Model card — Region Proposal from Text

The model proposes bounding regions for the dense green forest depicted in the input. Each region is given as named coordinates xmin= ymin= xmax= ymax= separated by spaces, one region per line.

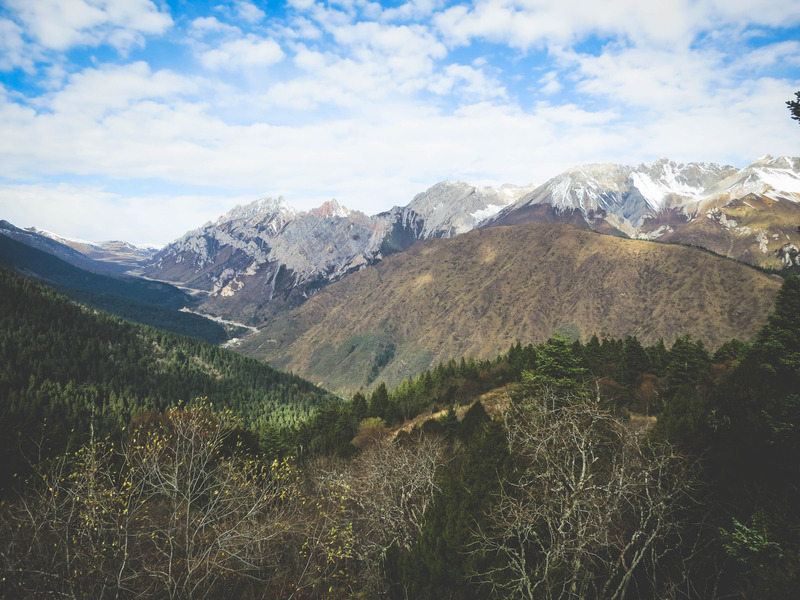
xmin=0 ymin=233 xmax=238 ymax=344
xmin=1 ymin=267 xmax=799 ymax=599
xmin=0 ymin=268 xmax=337 ymax=489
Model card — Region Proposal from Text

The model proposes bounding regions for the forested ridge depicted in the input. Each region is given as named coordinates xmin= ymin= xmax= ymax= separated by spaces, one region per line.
xmin=1 ymin=266 xmax=799 ymax=599
xmin=0 ymin=268 xmax=336 ymax=489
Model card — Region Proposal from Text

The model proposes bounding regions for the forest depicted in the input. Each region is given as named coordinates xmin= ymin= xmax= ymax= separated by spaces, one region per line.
xmin=1 ymin=266 xmax=799 ymax=599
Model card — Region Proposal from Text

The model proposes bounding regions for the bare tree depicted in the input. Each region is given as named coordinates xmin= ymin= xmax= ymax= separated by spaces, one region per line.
xmin=473 ymin=393 xmax=700 ymax=600
xmin=299 ymin=432 xmax=450 ymax=597
xmin=0 ymin=426 xmax=149 ymax=599
xmin=0 ymin=405 xmax=303 ymax=600
xmin=125 ymin=406 xmax=301 ymax=600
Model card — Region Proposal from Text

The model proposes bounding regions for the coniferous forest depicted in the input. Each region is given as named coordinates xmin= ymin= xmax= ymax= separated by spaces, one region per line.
xmin=1 ymin=266 xmax=800 ymax=599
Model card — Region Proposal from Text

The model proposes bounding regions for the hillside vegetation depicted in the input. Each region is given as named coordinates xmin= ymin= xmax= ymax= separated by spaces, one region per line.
xmin=238 ymin=222 xmax=782 ymax=393
xmin=0 ymin=268 xmax=336 ymax=489
xmin=3 ymin=272 xmax=799 ymax=599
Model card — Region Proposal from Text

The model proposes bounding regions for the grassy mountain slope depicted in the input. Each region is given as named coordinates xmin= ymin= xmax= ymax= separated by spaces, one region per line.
xmin=238 ymin=222 xmax=782 ymax=393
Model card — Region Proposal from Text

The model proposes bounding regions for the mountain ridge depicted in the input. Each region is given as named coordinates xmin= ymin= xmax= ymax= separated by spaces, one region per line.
xmin=140 ymin=181 xmax=530 ymax=325
xmin=139 ymin=155 xmax=799 ymax=327
xmin=236 ymin=221 xmax=782 ymax=394
xmin=484 ymin=155 xmax=800 ymax=271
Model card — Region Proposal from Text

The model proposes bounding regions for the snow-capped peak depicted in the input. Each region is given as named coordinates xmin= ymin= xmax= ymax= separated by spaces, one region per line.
xmin=217 ymin=196 xmax=298 ymax=224
xmin=706 ymin=156 xmax=800 ymax=201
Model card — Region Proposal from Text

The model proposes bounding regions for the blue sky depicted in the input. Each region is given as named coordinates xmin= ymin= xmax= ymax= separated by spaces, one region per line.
xmin=1 ymin=0 xmax=799 ymax=245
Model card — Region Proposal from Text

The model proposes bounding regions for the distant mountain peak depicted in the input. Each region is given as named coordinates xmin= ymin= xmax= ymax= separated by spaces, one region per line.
xmin=218 ymin=196 xmax=298 ymax=224
xmin=309 ymin=199 xmax=351 ymax=219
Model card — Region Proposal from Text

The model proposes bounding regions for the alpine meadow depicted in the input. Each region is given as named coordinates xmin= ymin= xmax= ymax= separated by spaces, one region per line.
xmin=3 ymin=0 xmax=800 ymax=599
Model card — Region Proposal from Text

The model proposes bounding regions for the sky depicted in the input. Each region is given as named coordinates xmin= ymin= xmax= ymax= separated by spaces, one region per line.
xmin=1 ymin=0 xmax=799 ymax=246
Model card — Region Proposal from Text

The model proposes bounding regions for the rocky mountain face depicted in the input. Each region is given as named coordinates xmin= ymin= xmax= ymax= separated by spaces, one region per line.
xmin=236 ymin=221 xmax=783 ymax=394
xmin=483 ymin=155 xmax=800 ymax=270
xmin=142 ymin=183 xmax=531 ymax=325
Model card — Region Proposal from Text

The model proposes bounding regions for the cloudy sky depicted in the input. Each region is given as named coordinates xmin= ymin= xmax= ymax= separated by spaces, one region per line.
xmin=1 ymin=0 xmax=799 ymax=246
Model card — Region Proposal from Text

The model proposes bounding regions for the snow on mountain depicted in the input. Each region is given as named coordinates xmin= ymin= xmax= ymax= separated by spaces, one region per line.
xmin=487 ymin=157 xmax=798 ymax=226
xmin=483 ymin=156 xmax=800 ymax=270
xmin=403 ymin=181 xmax=531 ymax=238
xmin=707 ymin=155 xmax=800 ymax=202
xmin=142 ymin=182 xmax=533 ymax=325
xmin=140 ymin=155 xmax=800 ymax=326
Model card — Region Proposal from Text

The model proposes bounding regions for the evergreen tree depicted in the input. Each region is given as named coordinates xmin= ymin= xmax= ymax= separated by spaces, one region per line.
xmin=368 ymin=382 xmax=389 ymax=420
xmin=622 ymin=335 xmax=650 ymax=386
xmin=646 ymin=338 xmax=670 ymax=377
xmin=788 ymin=91 xmax=800 ymax=123
xmin=583 ymin=333 xmax=603 ymax=375
xmin=351 ymin=391 xmax=368 ymax=423
xmin=521 ymin=335 xmax=587 ymax=399
xmin=664 ymin=335 xmax=710 ymax=397
xmin=392 ymin=420 xmax=511 ymax=600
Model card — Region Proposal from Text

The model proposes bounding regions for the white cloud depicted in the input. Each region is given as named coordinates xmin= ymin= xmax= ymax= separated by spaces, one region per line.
xmin=200 ymin=35 xmax=285 ymax=70
xmin=0 ymin=182 xmax=244 ymax=246
xmin=563 ymin=45 xmax=727 ymax=112
xmin=434 ymin=0 xmax=800 ymax=50
xmin=233 ymin=1 xmax=266 ymax=24
xmin=284 ymin=16 xmax=323 ymax=40
xmin=0 ymin=18 xmax=37 ymax=72
xmin=4 ymin=0 xmax=172 ymax=51
xmin=189 ymin=16 xmax=241 ymax=37
xmin=429 ymin=64 xmax=506 ymax=99
xmin=734 ymin=41 xmax=800 ymax=71
xmin=40 ymin=62 xmax=197 ymax=117
xmin=539 ymin=71 xmax=562 ymax=95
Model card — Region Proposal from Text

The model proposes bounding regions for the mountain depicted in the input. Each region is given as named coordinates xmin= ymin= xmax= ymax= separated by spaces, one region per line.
xmin=483 ymin=156 xmax=800 ymax=270
xmin=29 ymin=227 xmax=159 ymax=269
xmin=0 ymin=228 xmax=234 ymax=344
xmin=236 ymin=222 xmax=782 ymax=394
xmin=142 ymin=156 xmax=800 ymax=329
xmin=142 ymin=182 xmax=533 ymax=326
xmin=0 ymin=219 xmax=127 ymax=275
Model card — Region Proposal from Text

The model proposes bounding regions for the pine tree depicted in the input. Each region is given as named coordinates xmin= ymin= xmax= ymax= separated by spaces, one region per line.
xmin=622 ymin=335 xmax=650 ymax=386
xmin=351 ymin=391 xmax=368 ymax=423
xmin=788 ymin=91 xmax=800 ymax=123
xmin=368 ymin=382 xmax=389 ymax=420
xmin=521 ymin=335 xmax=587 ymax=399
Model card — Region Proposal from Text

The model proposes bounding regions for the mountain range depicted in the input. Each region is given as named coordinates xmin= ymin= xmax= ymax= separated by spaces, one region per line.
xmin=486 ymin=155 xmax=800 ymax=269
xmin=140 ymin=182 xmax=532 ymax=325
xmin=3 ymin=155 xmax=800 ymax=393
xmin=137 ymin=155 xmax=800 ymax=327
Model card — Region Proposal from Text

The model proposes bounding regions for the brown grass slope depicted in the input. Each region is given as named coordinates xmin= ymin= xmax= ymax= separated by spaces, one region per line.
xmin=237 ymin=222 xmax=782 ymax=394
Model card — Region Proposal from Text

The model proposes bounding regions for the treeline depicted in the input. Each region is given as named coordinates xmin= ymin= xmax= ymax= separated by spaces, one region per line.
xmin=0 ymin=268 xmax=337 ymax=489
xmin=271 ymin=323 xmax=727 ymax=461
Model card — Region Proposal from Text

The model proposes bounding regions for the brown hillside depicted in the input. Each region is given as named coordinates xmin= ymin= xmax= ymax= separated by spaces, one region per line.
xmin=237 ymin=222 xmax=782 ymax=394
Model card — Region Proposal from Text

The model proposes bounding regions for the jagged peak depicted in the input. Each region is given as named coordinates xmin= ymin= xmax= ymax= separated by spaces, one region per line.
xmin=217 ymin=196 xmax=297 ymax=224
xmin=307 ymin=199 xmax=351 ymax=219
